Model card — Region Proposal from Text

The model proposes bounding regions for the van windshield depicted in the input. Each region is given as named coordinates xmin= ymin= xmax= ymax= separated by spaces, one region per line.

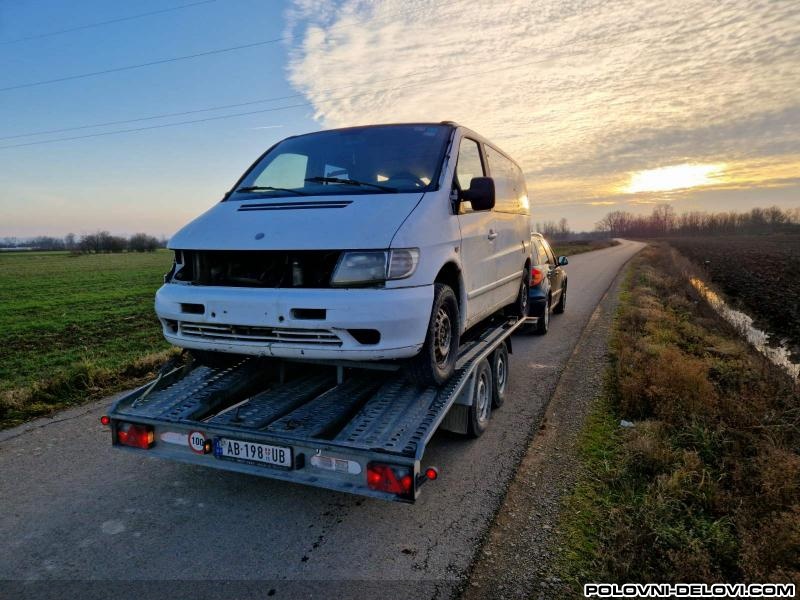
xmin=229 ymin=124 xmax=451 ymax=199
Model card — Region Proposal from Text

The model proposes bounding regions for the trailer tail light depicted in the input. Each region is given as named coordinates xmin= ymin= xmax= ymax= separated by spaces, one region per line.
xmin=366 ymin=462 xmax=414 ymax=499
xmin=100 ymin=415 xmax=110 ymax=426
xmin=116 ymin=422 xmax=154 ymax=449
xmin=530 ymin=267 xmax=544 ymax=286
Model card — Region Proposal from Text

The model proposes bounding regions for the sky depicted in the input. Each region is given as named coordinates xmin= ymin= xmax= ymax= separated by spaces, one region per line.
xmin=0 ymin=0 xmax=798 ymax=238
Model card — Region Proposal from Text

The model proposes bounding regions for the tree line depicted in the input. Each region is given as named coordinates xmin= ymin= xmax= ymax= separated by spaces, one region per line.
xmin=0 ymin=232 xmax=166 ymax=253
xmin=534 ymin=217 xmax=572 ymax=240
xmin=595 ymin=205 xmax=800 ymax=237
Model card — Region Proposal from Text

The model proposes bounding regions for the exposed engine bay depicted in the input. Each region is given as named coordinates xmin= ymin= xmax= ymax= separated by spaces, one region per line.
xmin=167 ymin=250 xmax=343 ymax=288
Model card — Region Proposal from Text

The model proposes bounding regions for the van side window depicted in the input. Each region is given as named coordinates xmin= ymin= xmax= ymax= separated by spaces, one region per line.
xmin=485 ymin=145 xmax=528 ymax=215
xmin=455 ymin=138 xmax=485 ymax=214
xmin=515 ymin=163 xmax=530 ymax=214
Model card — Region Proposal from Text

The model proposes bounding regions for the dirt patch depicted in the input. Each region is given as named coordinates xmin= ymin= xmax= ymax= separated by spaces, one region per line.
xmin=668 ymin=234 xmax=800 ymax=359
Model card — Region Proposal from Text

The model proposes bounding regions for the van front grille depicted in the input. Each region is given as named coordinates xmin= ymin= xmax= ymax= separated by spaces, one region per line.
xmin=177 ymin=321 xmax=342 ymax=346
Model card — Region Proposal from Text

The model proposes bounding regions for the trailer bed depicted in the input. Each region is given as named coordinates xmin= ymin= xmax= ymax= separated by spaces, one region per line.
xmin=107 ymin=317 xmax=529 ymax=502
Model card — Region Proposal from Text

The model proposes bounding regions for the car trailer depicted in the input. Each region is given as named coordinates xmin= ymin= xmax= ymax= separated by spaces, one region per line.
xmin=104 ymin=316 xmax=532 ymax=503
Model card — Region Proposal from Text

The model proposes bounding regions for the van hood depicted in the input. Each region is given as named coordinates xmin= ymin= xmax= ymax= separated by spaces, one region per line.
xmin=169 ymin=192 xmax=424 ymax=250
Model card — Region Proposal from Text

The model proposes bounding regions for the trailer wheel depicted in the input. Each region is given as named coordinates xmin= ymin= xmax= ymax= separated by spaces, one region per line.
xmin=491 ymin=343 xmax=509 ymax=409
xmin=467 ymin=359 xmax=493 ymax=437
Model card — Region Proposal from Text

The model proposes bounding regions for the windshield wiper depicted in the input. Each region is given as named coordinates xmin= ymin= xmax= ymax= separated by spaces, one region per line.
xmin=304 ymin=176 xmax=397 ymax=192
xmin=236 ymin=185 xmax=307 ymax=196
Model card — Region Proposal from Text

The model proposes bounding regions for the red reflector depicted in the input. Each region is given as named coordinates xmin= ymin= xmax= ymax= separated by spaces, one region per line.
xmin=530 ymin=268 xmax=544 ymax=286
xmin=366 ymin=463 xmax=414 ymax=498
xmin=100 ymin=415 xmax=110 ymax=426
xmin=116 ymin=422 xmax=154 ymax=449
xmin=425 ymin=467 xmax=439 ymax=481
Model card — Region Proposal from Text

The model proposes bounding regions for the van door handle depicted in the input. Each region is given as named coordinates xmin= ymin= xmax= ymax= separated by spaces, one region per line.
xmin=487 ymin=230 xmax=498 ymax=241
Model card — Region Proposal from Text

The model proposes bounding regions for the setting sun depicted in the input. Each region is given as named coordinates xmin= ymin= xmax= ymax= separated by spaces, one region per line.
xmin=624 ymin=163 xmax=726 ymax=194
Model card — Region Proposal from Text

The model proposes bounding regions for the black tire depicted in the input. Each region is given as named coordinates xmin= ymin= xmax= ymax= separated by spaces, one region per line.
xmin=505 ymin=268 xmax=530 ymax=318
xmin=554 ymin=282 xmax=567 ymax=314
xmin=491 ymin=343 xmax=509 ymax=409
xmin=536 ymin=296 xmax=550 ymax=335
xmin=467 ymin=359 xmax=493 ymax=437
xmin=407 ymin=283 xmax=460 ymax=386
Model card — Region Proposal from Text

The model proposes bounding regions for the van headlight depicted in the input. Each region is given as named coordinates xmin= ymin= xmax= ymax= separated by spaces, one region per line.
xmin=331 ymin=249 xmax=419 ymax=286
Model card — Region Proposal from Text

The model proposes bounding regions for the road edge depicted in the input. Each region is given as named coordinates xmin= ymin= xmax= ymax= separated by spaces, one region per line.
xmin=458 ymin=247 xmax=636 ymax=600
xmin=0 ymin=390 xmax=128 ymax=444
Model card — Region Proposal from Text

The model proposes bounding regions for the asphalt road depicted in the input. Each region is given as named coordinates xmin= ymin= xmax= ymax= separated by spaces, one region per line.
xmin=0 ymin=239 xmax=644 ymax=600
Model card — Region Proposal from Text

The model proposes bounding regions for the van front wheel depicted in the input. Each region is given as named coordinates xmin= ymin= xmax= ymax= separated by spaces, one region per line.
xmin=407 ymin=283 xmax=460 ymax=386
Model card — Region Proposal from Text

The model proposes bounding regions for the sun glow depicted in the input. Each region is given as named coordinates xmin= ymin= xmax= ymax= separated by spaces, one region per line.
xmin=624 ymin=163 xmax=726 ymax=193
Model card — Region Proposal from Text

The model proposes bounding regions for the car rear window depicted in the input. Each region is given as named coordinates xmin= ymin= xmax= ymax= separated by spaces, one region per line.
xmin=531 ymin=240 xmax=542 ymax=264
xmin=535 ymin=240 xmax=553 ymax=264
xmin=541 ymin=240 xmax=556 ymax=263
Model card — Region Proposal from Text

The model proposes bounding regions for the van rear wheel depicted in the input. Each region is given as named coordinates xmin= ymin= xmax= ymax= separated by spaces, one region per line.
xmin=406 ymin=283 xmax=460 ymax=386
xmin=505 ymin=269 xmax=530 ymax=318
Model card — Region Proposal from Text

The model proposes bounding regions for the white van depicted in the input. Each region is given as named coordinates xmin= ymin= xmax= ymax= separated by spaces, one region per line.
xmin=156 ymin=122 xmax=532 ymax=385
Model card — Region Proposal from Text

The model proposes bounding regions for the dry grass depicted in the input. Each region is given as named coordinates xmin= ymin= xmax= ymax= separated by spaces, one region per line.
xmin=0 ymin=347 xmax=181 ymax=427
xmin=558 ymin=243 xmax=800 ymax=586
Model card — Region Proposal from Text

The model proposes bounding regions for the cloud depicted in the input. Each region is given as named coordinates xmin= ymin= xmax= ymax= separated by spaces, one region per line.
xmin=285 ymin=0 xmax=800 ymax=228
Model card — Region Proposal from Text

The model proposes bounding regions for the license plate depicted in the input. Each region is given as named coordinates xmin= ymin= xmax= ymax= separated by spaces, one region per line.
xmin=215 ymin=438 xmax=292 ymax=469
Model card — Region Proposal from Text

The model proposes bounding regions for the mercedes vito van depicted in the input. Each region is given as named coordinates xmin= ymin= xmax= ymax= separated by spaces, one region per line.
xmin=156 ymin=122 xmax=532 ymax=385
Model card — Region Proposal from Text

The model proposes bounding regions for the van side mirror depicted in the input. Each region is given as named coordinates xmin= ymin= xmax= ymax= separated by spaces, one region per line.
xmin=557 ymin=256 xmax=569 ymax=266
xmin=461 ymin=177 xmax=495 ymax=211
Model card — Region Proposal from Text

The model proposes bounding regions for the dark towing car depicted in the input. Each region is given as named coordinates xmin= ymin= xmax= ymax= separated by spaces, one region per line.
xmin=526 ymin=233 xmax=568 ymax=334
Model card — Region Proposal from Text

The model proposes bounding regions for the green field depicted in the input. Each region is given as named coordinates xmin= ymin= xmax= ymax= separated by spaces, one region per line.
xmin=0 ymin=250 xmax=175 ymax=427
xmin=551 ymin=239 xmax=619 ymax=257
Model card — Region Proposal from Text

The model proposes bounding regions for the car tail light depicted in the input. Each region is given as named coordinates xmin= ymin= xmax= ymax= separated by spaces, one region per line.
xmin=530 ymin=267 xmax=544 ymax=286
xmin=366 ymin=462 xmax=414 ymax=498
xmin=116 ymin=422 xmax=154 ymax=449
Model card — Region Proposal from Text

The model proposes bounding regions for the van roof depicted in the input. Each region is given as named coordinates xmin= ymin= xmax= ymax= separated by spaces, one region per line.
xmin=284 ymin=122 xmax=459 ymax=140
